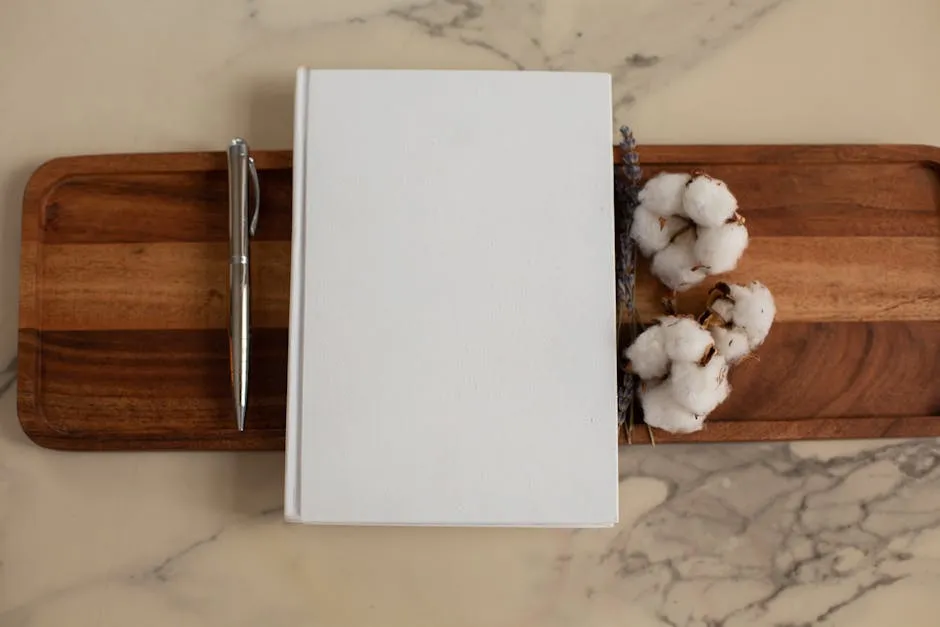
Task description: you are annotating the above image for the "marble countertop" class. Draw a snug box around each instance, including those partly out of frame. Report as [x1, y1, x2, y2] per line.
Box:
[2, 0, 940, 625]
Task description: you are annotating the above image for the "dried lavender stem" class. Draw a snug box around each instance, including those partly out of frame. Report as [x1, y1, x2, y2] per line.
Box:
[615, 125, 642, 436]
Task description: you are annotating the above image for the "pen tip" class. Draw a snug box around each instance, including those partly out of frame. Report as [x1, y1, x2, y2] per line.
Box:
[236, 405, 247, 432]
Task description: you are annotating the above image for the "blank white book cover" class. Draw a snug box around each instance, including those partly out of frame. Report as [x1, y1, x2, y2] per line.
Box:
[285, 68, 618, 526]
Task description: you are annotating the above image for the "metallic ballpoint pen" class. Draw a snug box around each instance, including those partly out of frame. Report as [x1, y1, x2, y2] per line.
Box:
[226, 138, 260, 431]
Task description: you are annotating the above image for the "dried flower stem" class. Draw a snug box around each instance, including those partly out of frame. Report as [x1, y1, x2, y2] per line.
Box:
[615, 126, 642, 438]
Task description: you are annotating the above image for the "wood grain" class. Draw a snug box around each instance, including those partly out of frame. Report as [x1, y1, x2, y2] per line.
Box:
[633, 237, 940, 323]
[39, 169, 294, 244]
[18, 144, 940, 450]
[18, 329, 287, 450]
[35, 163, 940, 242]
[24, 241, 290, 330]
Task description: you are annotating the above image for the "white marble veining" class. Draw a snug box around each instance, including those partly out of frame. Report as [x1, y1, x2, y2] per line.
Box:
[2, 0, 940, 625]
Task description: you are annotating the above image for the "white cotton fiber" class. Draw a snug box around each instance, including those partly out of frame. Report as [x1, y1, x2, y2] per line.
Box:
[650, 230, 708, 292]
[729, 281, 776, 349]
[660, 316, 714, 363]
[710, 326, 751, 363]
[640, 382, 704, 434]
[638, 172, 691, 217]
[683, 174, 738, 228]
[709, 297, 734, 324]
[625, 325, 670, 380]
[694, 222, 749, 275]
[630, 206, 689, 258]
[668, 356, 731, 415]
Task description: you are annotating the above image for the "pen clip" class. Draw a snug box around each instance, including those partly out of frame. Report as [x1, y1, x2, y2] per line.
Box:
[248, 155, 260, 237]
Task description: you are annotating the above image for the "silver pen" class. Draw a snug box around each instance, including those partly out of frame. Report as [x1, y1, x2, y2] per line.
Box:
[226, 138, 260, 431]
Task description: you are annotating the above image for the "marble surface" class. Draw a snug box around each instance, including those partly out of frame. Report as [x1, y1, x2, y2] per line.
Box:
[2, 0, 940, 624]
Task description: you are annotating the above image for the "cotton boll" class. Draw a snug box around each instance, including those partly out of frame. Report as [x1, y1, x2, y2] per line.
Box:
[727, 282, 752, 302]
[683, 174, 738, 227]
[710, 298, 734, 323]
[630, 207, 689, 258]
[650, 230, 708, 292]
[729, 281, 777, 349]
[694, 222, 749, 275]
[660, 316, 714, 363]
[640, 382, 704, 434]
[638, 172, 691, 217]
[624, 325, 669, 380]
[710, 326, 752, 363]
[668, 356, 731, 415]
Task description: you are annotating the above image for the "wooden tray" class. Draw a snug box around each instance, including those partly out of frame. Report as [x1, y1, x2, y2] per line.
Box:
[18, 145, 940, 450]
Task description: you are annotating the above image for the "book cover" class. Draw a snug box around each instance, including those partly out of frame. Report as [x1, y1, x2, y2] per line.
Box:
[285, 68, 618, 527]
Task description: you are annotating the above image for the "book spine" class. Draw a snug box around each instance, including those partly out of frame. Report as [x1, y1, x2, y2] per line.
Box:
[284, 67, 309, 521]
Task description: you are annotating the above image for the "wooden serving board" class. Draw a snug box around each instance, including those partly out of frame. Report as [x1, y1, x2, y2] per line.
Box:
[18, 145, 940, 450]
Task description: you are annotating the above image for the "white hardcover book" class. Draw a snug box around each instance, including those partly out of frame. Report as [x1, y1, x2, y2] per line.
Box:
[285, 68, 618, 526]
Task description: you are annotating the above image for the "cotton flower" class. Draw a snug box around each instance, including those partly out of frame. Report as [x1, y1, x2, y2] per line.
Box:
[668, 355, 731, 415]
[710, 326, 752, 363]
[728, 281, 776, 349]
[638, 172, 691, 217]
[631, 171, 749, 295]
[707, 281, 777, 352]
[628, 317, 733, 435]
[650, 230, 708, 292]
[660, 316, 714, 363]
[693, 219, 749, 275]
[639, 382, 704, 434]
[630, 206, 689, 257]
[624, 324, 669, 380]
[683, 173, 738, 227]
